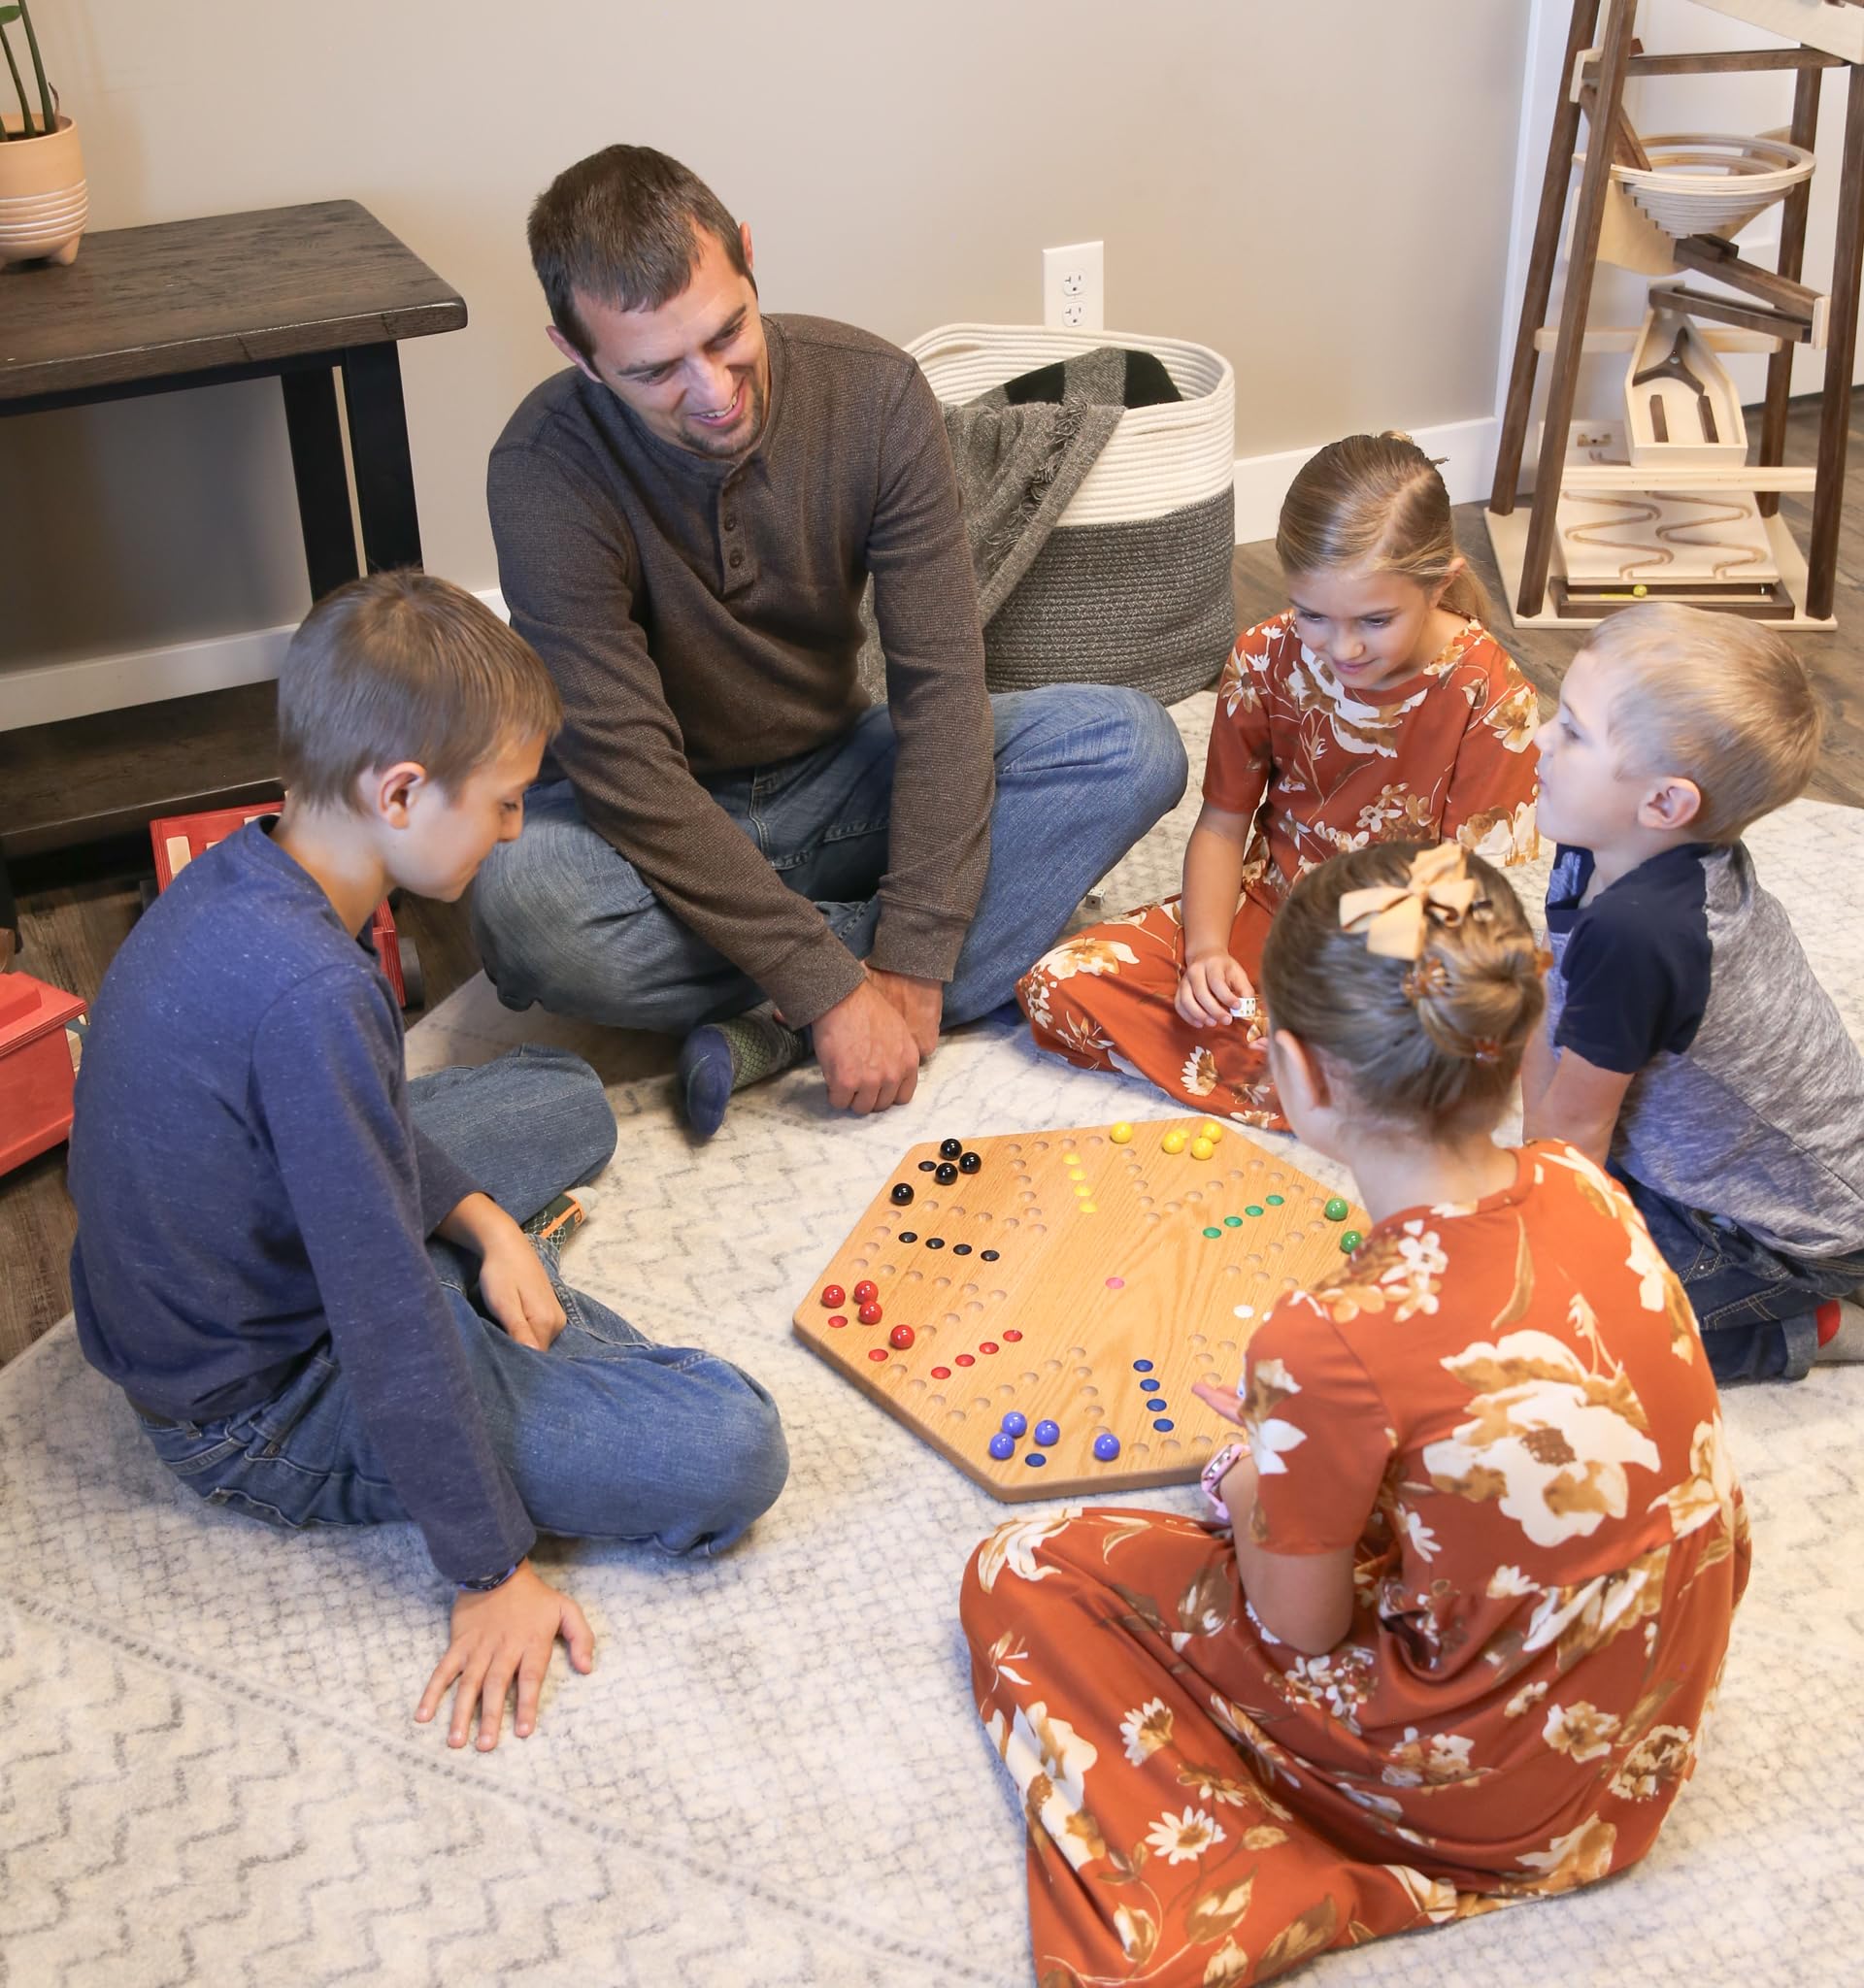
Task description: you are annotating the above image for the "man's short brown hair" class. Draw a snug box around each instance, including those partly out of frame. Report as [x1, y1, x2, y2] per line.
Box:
[1586, 602, 1821, 842]
[278, 571, 561, 811]
[527, 145, 749, 359]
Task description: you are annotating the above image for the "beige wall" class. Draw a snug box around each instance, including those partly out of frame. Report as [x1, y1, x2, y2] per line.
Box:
[0, 0, 1529, 691]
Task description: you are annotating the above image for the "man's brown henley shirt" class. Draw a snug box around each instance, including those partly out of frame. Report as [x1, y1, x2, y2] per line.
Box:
[487, 314, 994, 1028]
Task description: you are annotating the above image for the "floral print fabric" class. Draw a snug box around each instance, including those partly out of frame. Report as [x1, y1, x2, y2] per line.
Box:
[960, 1143, 1746, 1987]
[1016, 613, 1541, 1126]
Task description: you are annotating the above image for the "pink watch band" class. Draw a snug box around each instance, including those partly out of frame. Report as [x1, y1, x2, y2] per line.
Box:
[1201, 1441, 1247, 1522]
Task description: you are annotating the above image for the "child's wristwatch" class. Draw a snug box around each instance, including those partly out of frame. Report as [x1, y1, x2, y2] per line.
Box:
[1201, 1441, 1248, 1523]
[456, 1562, 520, 1594]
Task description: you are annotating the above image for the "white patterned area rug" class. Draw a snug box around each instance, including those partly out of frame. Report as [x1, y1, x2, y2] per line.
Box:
[4, 696, 1862, 1988]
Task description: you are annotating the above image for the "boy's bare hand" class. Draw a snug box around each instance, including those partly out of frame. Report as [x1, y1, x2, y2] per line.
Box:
[477, 1230, 568, 1350]
[416, 1562, 594, 1750]
[1176, 952, 1255, 1029]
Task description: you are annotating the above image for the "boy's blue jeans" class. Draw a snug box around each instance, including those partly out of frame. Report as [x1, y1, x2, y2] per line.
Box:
[468, 685, 1190, 1032]
[136, 1047, 788, 1557]
[1613, 1163, 1864, 1384]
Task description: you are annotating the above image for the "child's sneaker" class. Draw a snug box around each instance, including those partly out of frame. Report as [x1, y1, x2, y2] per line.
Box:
[1814, 1295, 1864, 1363]
[522, 1188, 592, 1270]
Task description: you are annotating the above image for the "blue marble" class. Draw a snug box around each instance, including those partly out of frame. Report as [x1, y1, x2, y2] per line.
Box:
[1033, 1418, 1060, 1446]
[1093, 1432, 1121, 1462]
[1001, 1411, 1028, 1438]
[1133, 1359, 1154, 1372]
[987, 1433, 1015, 1461]
[1025, 1452, 1047, 1469]
[1152, 1419, 1175, 1432]
[1139, 1377, 1161, 1392]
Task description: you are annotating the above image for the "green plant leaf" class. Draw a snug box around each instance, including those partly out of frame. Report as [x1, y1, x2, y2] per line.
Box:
[0, 10, 20, 24]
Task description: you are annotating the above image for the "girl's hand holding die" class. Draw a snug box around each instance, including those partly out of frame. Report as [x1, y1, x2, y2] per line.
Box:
[1177, 950, 1256, 1029]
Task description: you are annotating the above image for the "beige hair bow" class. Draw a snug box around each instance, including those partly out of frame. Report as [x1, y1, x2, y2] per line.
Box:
[1338, 843, 1478, 960]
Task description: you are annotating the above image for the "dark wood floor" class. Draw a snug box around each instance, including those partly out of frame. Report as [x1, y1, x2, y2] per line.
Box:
[5, 392, 1861, 1367]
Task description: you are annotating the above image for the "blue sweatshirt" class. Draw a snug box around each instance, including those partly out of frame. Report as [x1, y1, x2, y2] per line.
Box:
[68, 822, 536, 1582]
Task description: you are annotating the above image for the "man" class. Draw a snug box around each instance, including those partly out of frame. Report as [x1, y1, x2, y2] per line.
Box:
[475, 146, 1187, 1134]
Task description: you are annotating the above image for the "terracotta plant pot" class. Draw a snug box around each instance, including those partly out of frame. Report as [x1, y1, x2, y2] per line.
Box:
[0, 112, 86, 267]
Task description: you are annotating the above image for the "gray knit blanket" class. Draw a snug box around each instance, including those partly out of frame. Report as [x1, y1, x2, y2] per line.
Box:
[861, 346, 1232, 705]
[857, 350, 1133, 696]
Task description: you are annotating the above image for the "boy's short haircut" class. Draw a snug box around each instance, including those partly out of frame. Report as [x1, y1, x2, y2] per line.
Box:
[1587, 602, 1821, 842]
[278, 571, 562, 811]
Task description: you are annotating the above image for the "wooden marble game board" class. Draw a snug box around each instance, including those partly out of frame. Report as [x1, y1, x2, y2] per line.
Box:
[792, 1116, 1367, 1502]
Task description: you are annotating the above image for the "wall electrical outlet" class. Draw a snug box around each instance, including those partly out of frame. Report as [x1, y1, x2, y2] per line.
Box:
[1043, 241, 1104, 332]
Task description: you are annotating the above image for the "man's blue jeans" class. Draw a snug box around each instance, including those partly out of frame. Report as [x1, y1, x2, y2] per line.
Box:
[469, 685, 1189, 1032]
[135, 1047, 788, 1556]
[1613, 1163, 1864, 1384]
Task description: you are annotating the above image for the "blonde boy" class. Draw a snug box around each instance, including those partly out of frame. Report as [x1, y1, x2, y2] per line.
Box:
[70, 573, 785, 1750]
[1523, 602, 1864, 1380]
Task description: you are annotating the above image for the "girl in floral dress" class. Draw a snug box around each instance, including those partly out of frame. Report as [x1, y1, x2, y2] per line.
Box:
[964, 842, 1747, 1988]
[1017, 434, 1541, 1128]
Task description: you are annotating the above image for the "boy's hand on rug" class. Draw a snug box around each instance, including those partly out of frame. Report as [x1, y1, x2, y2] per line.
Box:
[868, 967, 944, 1060]
[478, 1229, 569, 1351]
[814, 977, 922, 1114]
[417, 1562, 595, 1750]
[1177, 952, 1254, 1029]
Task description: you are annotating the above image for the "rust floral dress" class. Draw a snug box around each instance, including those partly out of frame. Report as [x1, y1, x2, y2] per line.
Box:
[1016, 613, 1541, 1126]
[960, 1143, 1748, 1988]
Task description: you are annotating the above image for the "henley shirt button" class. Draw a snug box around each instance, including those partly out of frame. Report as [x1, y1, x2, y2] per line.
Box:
[722, 512, 738, 530]
[728, 549, 745, 571]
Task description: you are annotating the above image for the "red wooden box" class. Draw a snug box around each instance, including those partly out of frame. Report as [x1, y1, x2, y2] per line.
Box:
[148, 805, 419, 1008]
[0, 971, 88, 1176]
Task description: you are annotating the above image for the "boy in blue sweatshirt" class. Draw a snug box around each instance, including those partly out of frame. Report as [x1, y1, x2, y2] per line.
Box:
[69, 573, 787, 1749]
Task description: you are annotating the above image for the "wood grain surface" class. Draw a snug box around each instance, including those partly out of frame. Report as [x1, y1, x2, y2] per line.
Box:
[793, 1116, 1366, 1502]
[0, 201, 465, 403]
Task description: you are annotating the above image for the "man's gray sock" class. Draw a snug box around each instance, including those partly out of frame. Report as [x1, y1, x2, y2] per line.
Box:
[678, 1009, 809, 1138]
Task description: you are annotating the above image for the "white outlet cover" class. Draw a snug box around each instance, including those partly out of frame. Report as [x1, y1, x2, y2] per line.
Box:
[1043, 241, 1104, 332]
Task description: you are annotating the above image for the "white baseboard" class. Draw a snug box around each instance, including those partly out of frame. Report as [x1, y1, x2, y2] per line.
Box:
[1232, 415, 1501, 547]
[0, 586, 513, 733]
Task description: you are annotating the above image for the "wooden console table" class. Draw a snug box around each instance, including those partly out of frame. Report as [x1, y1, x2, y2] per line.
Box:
[0, 200, 466, 857]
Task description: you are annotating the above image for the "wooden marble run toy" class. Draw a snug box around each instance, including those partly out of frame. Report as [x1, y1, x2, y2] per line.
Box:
[1487, 0, 1864, 629]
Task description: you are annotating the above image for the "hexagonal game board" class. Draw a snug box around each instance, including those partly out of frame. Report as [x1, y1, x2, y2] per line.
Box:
[792, 1115, 1367, 1501]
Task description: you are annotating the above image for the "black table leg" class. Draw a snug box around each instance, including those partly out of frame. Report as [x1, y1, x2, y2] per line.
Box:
[280, 367, 361, 601]
[340, 343, 422, 573]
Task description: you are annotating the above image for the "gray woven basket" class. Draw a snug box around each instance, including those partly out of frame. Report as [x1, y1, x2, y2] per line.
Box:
[909, 323, 1237, 705]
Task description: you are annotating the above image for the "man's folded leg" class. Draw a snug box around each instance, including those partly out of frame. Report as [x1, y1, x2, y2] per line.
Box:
[943, 684, 1188, 1024]
[470, 779, 761, 1036]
